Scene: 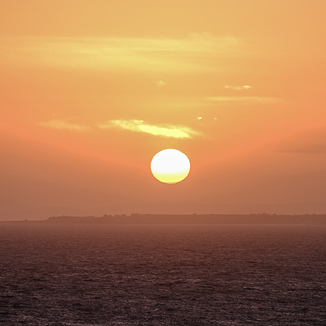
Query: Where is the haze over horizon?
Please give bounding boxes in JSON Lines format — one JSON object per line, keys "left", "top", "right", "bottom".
{"left": 1, "top": 1, "right": 326, "bottom": 220}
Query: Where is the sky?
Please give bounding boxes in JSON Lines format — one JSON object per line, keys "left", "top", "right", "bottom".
{"left": 1, "top": 0, "right": 326, "bottom": 220}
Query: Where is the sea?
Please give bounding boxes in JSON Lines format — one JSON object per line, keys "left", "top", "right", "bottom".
{"left": 0, "top": 222, "right": 325, "bottom": 325}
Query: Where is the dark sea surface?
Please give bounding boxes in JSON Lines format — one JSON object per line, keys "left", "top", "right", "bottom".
{"left": 0, "top": 223, "right": 325, "bottom": 325}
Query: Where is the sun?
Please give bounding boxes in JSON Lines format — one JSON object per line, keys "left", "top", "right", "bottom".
{"left": 150, "top": 149, "right": 190, "bottom": 184}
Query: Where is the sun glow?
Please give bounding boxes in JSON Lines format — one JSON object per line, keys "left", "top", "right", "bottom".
{"left": 150, "top": 149, "right": 190, "bottom": 184}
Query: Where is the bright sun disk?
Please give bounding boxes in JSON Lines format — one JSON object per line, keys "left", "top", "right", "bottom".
{"left": 150, "top": 149, "right": 190, "bottom": 184}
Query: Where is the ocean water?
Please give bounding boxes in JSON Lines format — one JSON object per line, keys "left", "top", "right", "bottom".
{"left": 0, "top": 223, "right": 325, "bottom": 325}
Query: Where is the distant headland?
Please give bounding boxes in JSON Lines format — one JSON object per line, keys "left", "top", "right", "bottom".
{"left": 16, "top": 213, "right": 326, "bottom": 225}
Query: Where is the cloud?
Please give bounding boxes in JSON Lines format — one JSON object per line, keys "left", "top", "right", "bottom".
{"left": 224, "top": 85, "right": 252, "bottom": 90}
{"left": 97, "top": 120, "right": 201, "bottom": 139}
{"left": 169, "top": 95, "right": 279, "bottom": 110}
{"left": 206, "top": 96, "right": 278, "bottom": 103}
{"left": 38, "top": 120, "right": 88, "bottom": 131}
{"left": 0, "top": 35, "right": 242, "bottom": 73}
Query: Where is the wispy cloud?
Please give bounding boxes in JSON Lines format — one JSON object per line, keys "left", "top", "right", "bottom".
{"left": 224, "top": 85, "right": 252, "bottom": 90}
{"left": 0, "top": 35, "right": 242, "bottom": 73}
{"left": 97, "top": 120, "right": 201, "bottom": 139}
{"left": 38, "top": 120, "right": 88, "bottom": 131}
{"left": 206, "top": 96, "right": 278, "bottom": 103}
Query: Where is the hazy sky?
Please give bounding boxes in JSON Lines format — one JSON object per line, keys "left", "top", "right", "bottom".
{"left": 1, "top": 0, "right": 326, "bottom": 220}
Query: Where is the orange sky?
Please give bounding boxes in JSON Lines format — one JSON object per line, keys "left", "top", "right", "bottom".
{"left": 1, "top": 0, "right": 326, "bottom": 220}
